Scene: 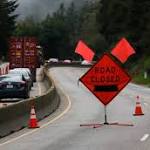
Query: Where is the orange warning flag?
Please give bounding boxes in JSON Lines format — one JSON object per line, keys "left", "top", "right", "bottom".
{"left": 111, "top": 38, "right": 135, "bottom": 63}
{"left": 75, "top": 40, "right": 95, "bottom": 61}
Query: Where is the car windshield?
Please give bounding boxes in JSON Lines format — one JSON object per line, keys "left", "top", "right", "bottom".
{"left": 9, "top": 70, "right": 29, "bottom": 78}
{"left": 13, "top": 68, "right": 31, "bottom": 74}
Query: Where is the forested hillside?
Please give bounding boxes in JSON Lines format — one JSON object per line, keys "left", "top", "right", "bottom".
{"left": 16, "top": 0, "right": 91, "bottom": 20}
{"left": 0, "top": 0, "right": 18, "bottom": 57}
{"left": 14, "top": 1, "right": 104, "bottom": 60}
{"left": 1, "top": 0, "right": 150, "bottom": 81}
{"left": 98, "top": 0, "right": 150, "bottom": 82}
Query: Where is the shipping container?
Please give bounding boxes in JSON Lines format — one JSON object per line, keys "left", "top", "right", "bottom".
{"left": 9, "top": 37, "right": 24, "bottom": 69}
{"left": 9, "top": 37, "right": 38, "bottom": 82}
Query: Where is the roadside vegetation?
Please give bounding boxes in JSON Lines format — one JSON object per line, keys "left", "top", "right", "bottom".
{"left": 0, "top": 0, "right": 18, "bottom": 57}
{"left": 0, "top": 0, "right": 150, "bottom": 84}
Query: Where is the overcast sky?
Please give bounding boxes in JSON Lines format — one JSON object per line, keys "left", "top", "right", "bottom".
{"left": 16, "top": 0, "right": 85, "bottom": 21}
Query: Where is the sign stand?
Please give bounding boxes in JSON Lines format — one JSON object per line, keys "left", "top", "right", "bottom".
{"left": 80, "top": 105, "right": 133, "bottom": 128}
{"left": 104, "top": 106, "right": 108, "bottom": 125}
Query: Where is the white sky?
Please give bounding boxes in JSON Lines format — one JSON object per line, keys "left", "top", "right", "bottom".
{"left": 16, "top": 0, "right": 80, "bottom": 21}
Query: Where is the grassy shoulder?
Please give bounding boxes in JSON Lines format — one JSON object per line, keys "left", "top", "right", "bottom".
{"left": 132, "top": 73, "right": 150, "bottom": 87}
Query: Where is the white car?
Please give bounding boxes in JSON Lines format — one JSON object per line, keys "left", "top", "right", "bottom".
{"left": 81, "top": 60, "right": 92, "bottom": 65}
{"left": 47, "top": 58, "right": 59, "bottom": 63}
{"left": 8, "top": 69, "right": 33, "bottom": 89}
{"left": 63, "top": 59, "right": 71, "bottom": 63}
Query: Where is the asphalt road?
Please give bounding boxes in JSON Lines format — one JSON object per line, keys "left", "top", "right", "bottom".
{"left": 0, "top": 67, "right": 150, "bottom": 150}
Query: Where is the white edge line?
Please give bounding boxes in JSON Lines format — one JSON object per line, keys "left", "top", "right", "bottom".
{"left": 140, "top": 134, "right": 149, "bottom": 142}
{"left": 0, "top": 93, "right": 71, "bottom": 146}
{"left": 144, "top": 103, "right": 148, "bottom": 106}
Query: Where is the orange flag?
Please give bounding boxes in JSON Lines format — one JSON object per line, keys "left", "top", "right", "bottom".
{"left": 75, "top": 40, "right": 95, "bottom": 61}
{"left": 111, "top": 38, "right": 135, "bottom": 63}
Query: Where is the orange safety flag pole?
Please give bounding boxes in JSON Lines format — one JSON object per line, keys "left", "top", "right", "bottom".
{"left": 75, "top": 40, "right": 95, "bottom": 62}
{"left": 111, "top": 38, "right": 136, "bottom": 63}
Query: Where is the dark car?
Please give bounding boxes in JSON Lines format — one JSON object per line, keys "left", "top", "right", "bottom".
{"left": 8, "top": 69, "right": 33, "bottom": 90}
{"left": 0, "top": 75, "right": 29, "bottom": 99}
{"left": 16, "top": 68, "right": 34, "bottom": 85}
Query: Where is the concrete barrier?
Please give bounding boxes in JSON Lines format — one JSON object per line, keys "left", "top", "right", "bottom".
{"left": 0, "top": 68, "right": 60, "bottom": 138}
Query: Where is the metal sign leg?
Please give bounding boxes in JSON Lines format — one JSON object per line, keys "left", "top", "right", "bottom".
{"left": 104, "top": 106, "right": 109, "bottom": 125}
{"left": 80, "top": 106, "right": 134, "bottom": 128}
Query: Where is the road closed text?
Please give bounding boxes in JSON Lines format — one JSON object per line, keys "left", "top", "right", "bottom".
{"left": 90, "top": 66, "right": 120, "bottom": 83}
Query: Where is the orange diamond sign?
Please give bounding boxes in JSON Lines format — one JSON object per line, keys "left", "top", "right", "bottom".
{"left": 79, "top": 53, "right": 131, "bottom": 105}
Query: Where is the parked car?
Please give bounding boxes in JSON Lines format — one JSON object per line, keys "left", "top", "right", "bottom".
{"left": 46, "top": 58, "right": 59, "bottom": 63}
{"left": 63, "top": 59, "right": 71, "bottom": 63}
{"left": 8, "top": 69, "right": 32, "bottom": 90}
{"left": 81, "top": 60, "right": 92, "bottom": 65}
{"left": 12, "top": 68, "right": 33, "bottom": 84}
{"left": 15, "top": 68, "right": 32, "bottom": 76}
{"left": 0, "top": 75, "right": 29, "bottom": 99}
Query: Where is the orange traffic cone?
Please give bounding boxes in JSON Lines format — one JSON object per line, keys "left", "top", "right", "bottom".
{"left": 133, "top": 96, "right": 144, "bottom": 116}
{"left": 28, "top": 105, "right": 39, "bottom": 128}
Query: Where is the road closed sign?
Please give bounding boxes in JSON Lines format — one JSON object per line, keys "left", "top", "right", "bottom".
{"left": 79, "top": 53, "right": 131, "bottom": 105}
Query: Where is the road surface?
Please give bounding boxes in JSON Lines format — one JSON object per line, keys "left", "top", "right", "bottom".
{"left": 0, "top": 67, "right": 150, "bottom": 150}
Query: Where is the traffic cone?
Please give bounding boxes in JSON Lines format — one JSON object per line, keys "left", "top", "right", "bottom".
{"left": 133, "top": 96, "right": 144, "bottom": 116}
{"left": 28, "top": 105, "right": 39, "bottom": 128}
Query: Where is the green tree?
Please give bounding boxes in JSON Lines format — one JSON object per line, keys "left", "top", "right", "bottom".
{"left": 0, "top": 0, "right": 18, "bottom": 58}
{"left": 79, "top": 1, "right": 107, "bottom": 57}
{"left": 97, "top": 0, "right": 133, "bottom": 48}
{"left": 14, "top": 16, "right": 41, "bottom": 37}
{"left": 131, "top": 1, "right": 150, "bottom": 56}
{"left": 65, "top": 2, "right": 79, "bottom": 58}
{"left": 39, "top": 4, "right": 69, "bottom": 59}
